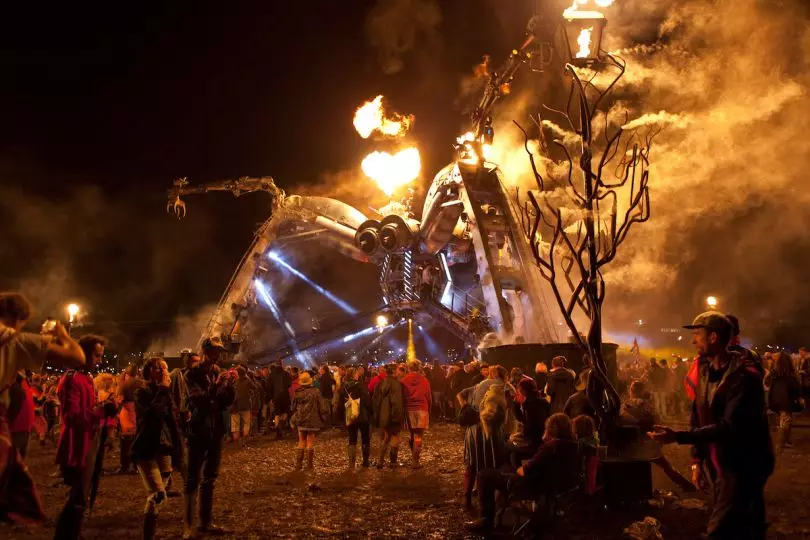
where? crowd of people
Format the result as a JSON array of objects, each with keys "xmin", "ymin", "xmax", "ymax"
[{"xmin": 0, "ymin": 291, "xmax": 800, "ymax": 539}]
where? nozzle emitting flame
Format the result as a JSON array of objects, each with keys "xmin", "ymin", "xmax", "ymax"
[
  {"xmin": 353, "ymin": 95, "xmax": 413, "ymax": 139},
  {"xmin": 361, "ymin": 148, "xmax": 421, "ymax": 196}
]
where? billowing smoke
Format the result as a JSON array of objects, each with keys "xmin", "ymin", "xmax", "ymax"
[{"xmin": 365, "ymin": 0, "xmax": 442, "ymax": 74}]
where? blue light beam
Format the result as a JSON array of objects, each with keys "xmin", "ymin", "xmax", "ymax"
[
  {"xmin": 267, "ymin": 251, "xmax": 359, "ymax": 315},
  {"xmin": 254, "ymin": 279, "xmax": 309, "ymax": 365}
]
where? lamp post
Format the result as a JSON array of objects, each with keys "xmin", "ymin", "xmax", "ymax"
[
  {"xmin": 66, "ymin": 303, "xmax": 80, "ymax": 335},
  {"xmin": 562, "ymin": 7, "xmax": 607, "ymax": 66},
  {"xmin": 706, "ymin": 296, "xmax": 718, "ymax": 309}
]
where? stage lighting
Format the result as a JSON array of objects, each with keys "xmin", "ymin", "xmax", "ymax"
[{"xmin": 267, "ymin": 251, "xmax": 358, "ymax": 315}]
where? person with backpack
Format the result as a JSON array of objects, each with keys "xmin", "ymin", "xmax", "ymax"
[
  {"xmin": 372, "ymin": 364, "xmax": 405, "ymax": 468},
  {"xmin": 338, "ymin": 366, "xmax": 373, "ymax": 468},
  {"xmin": 290, "ymin": 372, "xmax": 326, "ymax": 469}
]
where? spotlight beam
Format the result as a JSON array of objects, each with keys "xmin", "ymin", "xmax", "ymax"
[
  {"xmin": 267, "ymin": 252, "xmax": 358, "ymax": 315},
  {"xmin": 254, "ymin": 279, "xmax": 308, "ymax": 364}
]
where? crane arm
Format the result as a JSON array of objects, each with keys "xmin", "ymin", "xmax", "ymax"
[{"xmin": 167, "ymin": 176, "xmax": 285, "ymax": 218}]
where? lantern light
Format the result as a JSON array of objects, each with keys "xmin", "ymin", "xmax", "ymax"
[{"xmin": 562, "ymin": 11, "xmax": 607, "ymax": 66}]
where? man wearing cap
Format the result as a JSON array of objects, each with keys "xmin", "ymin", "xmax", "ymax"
[
  {"xmin": 649, "ymin": 312, "xmax": 773, "ymax": 540},
  {"xmin": 182, "ymin": 337, "xmax": 235, "ymax": 539}
]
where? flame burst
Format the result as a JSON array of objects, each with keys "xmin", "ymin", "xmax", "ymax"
[
  {"xmin": 564, "ymin": 0, "xmax": 612, "ymax": 19},
  {"xmin": 361, "ymin": 148, "xmax": 421, "ymax": 196},
  {"xmin": 576, "ymin": 27, "xmax": 594, "ymax": 58},
  {"xmin": 353, "ymin": 95, "xmax": 413, "ymax": 139}
]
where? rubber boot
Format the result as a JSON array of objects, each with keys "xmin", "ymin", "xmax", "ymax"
[
  {"xmin": 197, "ymin": 484, "xmax": 229, "ymax": 534},
  {"xmin": 143, "ymin": 510, "xmax": 158, "ymax": 540},
  {"xmin": 347, "ymin": 445, "xmax": 357, "ymax": 469},
  {"xmin": 361, "ymin": 444, "xmax": 370, "ymax": 468},
  {"xmin": 376, "ymin": 444, "xmax": 389, "ymax": 469},
  {"xmin": 54, "ymin": 504, "xmax": 84, "ymax": 540},
  {"xmin": 389, "ymin": 447, "xmax": 399, "ymax": 468},
  {"xmin": 294, "ymin": 448, "xmax": 304, "ymax": 470},
  {"xmin": 411, "ymin": 441, "xmax": 422, "ymax": 469},
  {"xmin": 182, "ymin": 493, "xmax": 196, "ymax": 540},
  {"xmin": 306, "ymin": 449, "xmax": 315, "ymax": 470}
]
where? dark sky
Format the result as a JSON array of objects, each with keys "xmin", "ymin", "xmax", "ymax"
[{"xmin": 0, "ymin": 1, "xmax": 532, "ymax": 349}]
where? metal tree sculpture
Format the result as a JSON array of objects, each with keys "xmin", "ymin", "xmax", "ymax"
[{"xmin": 515, "ymin": 53, "xmax": 656, "ymax": 435}]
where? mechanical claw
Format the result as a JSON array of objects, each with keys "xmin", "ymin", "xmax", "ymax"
[{"xmin": 167, "ymin": 196, "xmax": 186, "ymax": 219}]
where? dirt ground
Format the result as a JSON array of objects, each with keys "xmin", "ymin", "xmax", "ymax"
[{"xmin": 4, "ymin": 417, "xmax": 810, "ymax": 539}]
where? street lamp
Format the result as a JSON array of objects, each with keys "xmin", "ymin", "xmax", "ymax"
[
  {"xmin": 375, "ymin": 315, "xmax": 388, "ymax": 331},
  {"xmin": 67, "ymin": 303, "xmax": 80, "ymax": 323},
  {"xmin": 562, "ymin": 8, "xmax": 607, "ymax": 66},
  {"xmin": 706, "ymin": 296, "xmax": 718, "ymax": 309}
]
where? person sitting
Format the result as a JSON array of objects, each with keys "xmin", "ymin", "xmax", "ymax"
[
  {"xmin": 573, "ymin": 415, "xmax": 599, "ymax": 495},
  {"xmin": 466, "ymin": 413, "xmax": 580, "ymax": 532},
  {"xmin": 507, "ymin": 378, "xmax": 550, "ymax": 468},
  {"xmin": 564, "ymin": 369, "xmax": 596, "ymax": 420}
]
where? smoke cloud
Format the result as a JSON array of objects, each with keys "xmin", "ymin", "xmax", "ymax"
[{"xmin": 365, "ymin": 0, "xmax": 442, "ymax": 74}]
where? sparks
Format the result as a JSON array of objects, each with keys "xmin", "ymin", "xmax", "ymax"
[{"xmin": 361, "ymin": 147, "xmax": 421, "ymax": 196}]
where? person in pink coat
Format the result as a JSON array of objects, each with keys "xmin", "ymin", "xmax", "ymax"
[{"xmin": 400, "ymin": 359, "xmax": 431, "ymax": 468}]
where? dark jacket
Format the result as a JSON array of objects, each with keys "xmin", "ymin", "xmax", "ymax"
[
  {"xmin": 269, "ymin": 367, "xmax": 292, "ymax": 404},
  {"xmin": 523, "ymin": 438, "xmax": 580, "ymax": 490},
  {"xmin": 546, "ymin": 368, "xmax": 576, "ymax": 413},
  {"xmin": 290, "ymin": 386, "xmax": 326, "ymax": 430},
  {"xmin": 449, "ymin": 369, "xmax": 467, "ymax": 399},
  {"xmin": 232, "ymin": 376, "xmax": 257, "ymax": 412},
  {"xmin": 373, "ymin": 376, "xmax": 405, "ymax": 429},
  {"xmin": 131, "ymin": 383, "xmax": 181, "ymax": 462},
  {"xmin": 319, "ymin": 371, "xmax": 335, "ymax": 400},
  {"xmin": 533, "ymin": 372, "xmax": 548, "ymax": 396},
  {"xmin": 766, "ymin": 373, "xmax": 801, "ymax": 413},
  {"xmin": 514, "ymin": 394, "xmax": 550, "ymax": 447},
  {"xmin": 340, "ymin": 379, "xmax": 373, "ymax": 425},
  {"xmin": 676, "ymin": 354, "xmax": 774, "ymax": 480},
  {"xmin": 184, "ymin": 366, "xmax": 236, "ymax": 442},
  {"xmin": 564, "ymin": 390, "xmax": 596, "ymax": 420}
]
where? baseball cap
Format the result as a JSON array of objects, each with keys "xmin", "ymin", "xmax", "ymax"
[
  {"xmin": 683, "ymin": 311, "xmax": 733, "ymax": 334},
  {"xmin": 201, "ymin": 336, "xmax": 228, "ymax": 351}
]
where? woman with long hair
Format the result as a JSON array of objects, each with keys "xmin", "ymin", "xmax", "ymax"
[
  {"xmin": 132, "ymin": 357, "xmax": 182, "ymax": 540},
  {"xmin": 764, "ymin": 351, "xmax": 802, "ymax": 449}
]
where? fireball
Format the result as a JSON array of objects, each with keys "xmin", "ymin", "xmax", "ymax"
[
  {"xmin": 361, "ymin": 147, "xmax": 421, "ymax": 196},
  {"xmin": 353, "ymin": 95, "xmax": 413, "ymax": 139}
]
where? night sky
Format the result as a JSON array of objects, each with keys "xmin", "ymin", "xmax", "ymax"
[{"xmin": 0, "ymin": 1, "xmax": 533, "ymax": 351}]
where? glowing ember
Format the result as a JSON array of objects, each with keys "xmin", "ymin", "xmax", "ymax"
[
  {"xmin": 576, "ymin": 27, "xmax": 594, "ymax": 58},
  {"xmin": 457, "ymin": 131, "xmax": 494, "ymax": 165},
  {"xmin": 361, "ymin": 147, "xmax": 421, "ymax": 196},
  {"xmin": 353, "ymin": 95, "xmax": 412, "ymax": 139}
]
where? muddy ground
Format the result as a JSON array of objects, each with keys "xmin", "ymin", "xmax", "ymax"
[{"xmin": 4, "ymin": 418, "xmax": 810, "ymax": 539}]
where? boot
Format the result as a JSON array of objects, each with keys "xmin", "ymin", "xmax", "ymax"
[
  {"xmin": 294, "ymin": 448, "xmax": 304, "ymax": 470},
  {"xmin": 389, "ymin": 447, "xmax": 399, "ymax": 468},
  {"xmin": 361, "ymin": 444, "xmax": 370, "ymax": 467},
  {"xmin": 411, "ymin": 442, "xmax": 422, "ymax": 469},
  {"xmin": 143, "ymin": 510, "xmax": 158, "ymax": 540},
  {"xmin": 182, "ymin": 493, "xmax": 196, "ymax": 540},
  {"xmin": 306, "ymin": 449, "xmax": 315, "ymax": 469},
  {"xmin": 54, "ymin": 504, "xmax": 84, "ymax": 540},
  {"xmin": 376, "ymin": 444, "xmax": 389, "ymax": 469},
  {"xmin": 347, "ymin": 445, "xmax": 357, "ymax": 469},
  {"xmin": 198, "ymin": 484, "xmax": 230, "ymax": 534},
  {"xmin": 276, "ymin": 424, "xmax": 283, "ymax": 440}
]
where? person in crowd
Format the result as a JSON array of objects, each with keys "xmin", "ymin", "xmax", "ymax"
[
  {"xmin": 533, "ymin": 362, "xmax": 549, "ymax": 396},
  {"xmin": 8, "ymin": 371, "xmax": 35, "ymax": 459},
  {"xmin": 764, "ymin": 351, "xmax": 802, "ymax": 450},
  {"xmin": 338, "ymin": 366, "xmax": 374, "ymax": 468},
  {"xmin": 170, "ymin": 350, "xmax": 198, "ymax": 435},
  {"xmin": 564, "ymin": 369, "xmax": 596, "ymax": 420},
  {"xmin": 95, "ymin": 373, "xmax": 117, "ymax": 452},
  {"xmin": 457, "ymin": 365, "xmax": 511, "ymax": 510},
  {"xmin": 372, "ymin": 364, "xmax": 405, "ymax": 468},
  {"xmin": 429, "ymin": 359, "xmax": 447, "ymax": 420},
  {"xmin": 645, "ymin": 357, "xmax": 669, "ymax": 420},
  {"xmin": 54, "ymin": 334, "xmax": 117, "ymax": 540},
  {"xmin": 182, "ymin": 337, "xmax": 236, "ymax": 539},
  {"xmin": 290, "ymin": 371, "xmax": 326, "ymax": 470},
  {"xmin": 798, "ymin": 347, "xmax": 810, "ymax": 401},
  {"xmin": 269, "ymin": 363, "xmax": 292, "ymax": 439},
  {"xmin": 118, "ymin": 364, "xmax": 142, "ymax": 474},
  {"xmin": 402, "ymin": 359, "xmax": 432, "ymax": 468},
  {"xmin": 546, "ymin": 356, "xmax": 576, "ymax": 413},
  {"xmin": 620, "ymin": 380, "xmax": 656, "ymax": 433},
  {"xmin": 448, "ymin": 362, "xmax": 467, "ymax": 409},
  {"xmin": 230, "ymin": 366, "xmax": 256, "ymax": 446},
  {"xmin": 726, "ymin": 314, "xmax": 763, "ymax": 375},
  {"xmin": 471, "ymin": 362, "xmax": 489, "ymax": 386},
  {"xmin": 367, "ymin": 363, "xmax": 386, "ymax": 394},
  {"xmin": 132, "ymin": 357, "xmax": 182, "ymax": 540},
  {"xmin": 466, "ymin": 413, "xmax": 580, "ymax": 532},
  {"xmin": 318, "ymin": 365, "xmax": 335, "ymax": 427},
  {"xmin": 508, "ymin": 377, "xmax": 550, "ymax": 468},
  {"xmin": 650, "ymin": 312, "xmax": 774, "ymax": 540}
]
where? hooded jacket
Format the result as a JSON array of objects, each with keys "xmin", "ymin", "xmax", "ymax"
[
  {"xmin": 401, "ymin": 372, "xmax": 432, "ymax": 412},
  {"xmin": 372, "ymin": 375, "xmax": 405, "ymax": 429},
  {"xmin": 290, "ymin": 385, "xmax": 326, "ymax": 430},
  {"xmin": 546, "ymin": 367, "xmax": 576, "ymax": 412}
]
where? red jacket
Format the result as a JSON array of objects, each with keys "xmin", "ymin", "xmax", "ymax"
[
  {"xmin": 401, "ymin": 372, "xmax": 431, "ymax": 412},
  {"xmin": 368, "ymin": 371, "xmax": 386, "ymax": 394},
  {"xmin": 9, "ymin": 380, "xmax": 35, "ymax": 434},
  {"xmin": 56, "ymin": 372, "xmax": 104, "ymax": 469}
]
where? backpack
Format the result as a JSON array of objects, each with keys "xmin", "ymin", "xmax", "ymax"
[{"xmin": 345, "ymin": 395, "xmax": 361, "ymax": 426}]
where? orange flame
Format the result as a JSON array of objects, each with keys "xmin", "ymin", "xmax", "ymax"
[
  {"xmin": 576, "ymin": 27, "xmax": 594, "ymax": 58},
  {"xmin": 563, "ymin": 0, "xmax": 612, "ymax": 19},
  {"xmin": 353, "ymin": 95, "xmax": 413, "ymax": 139},
  {"xmin": 361, "ymin": 147, "xmax": 421, "ymax": 196}
]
